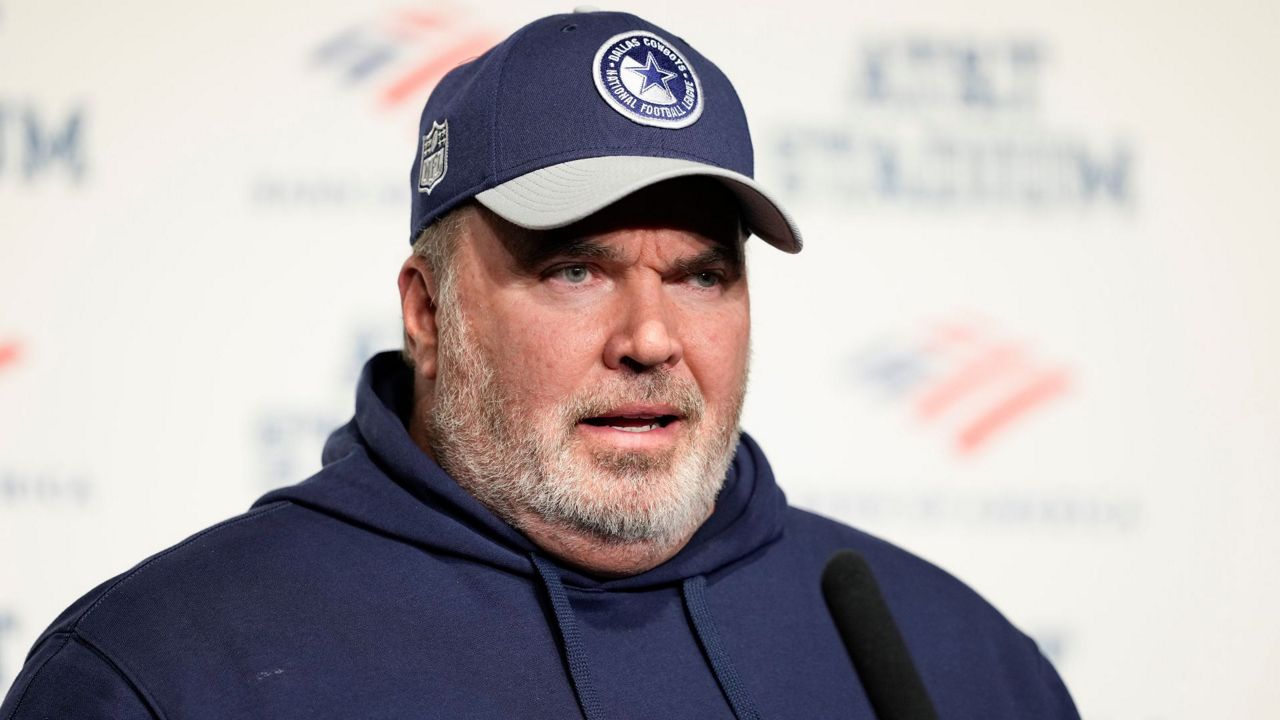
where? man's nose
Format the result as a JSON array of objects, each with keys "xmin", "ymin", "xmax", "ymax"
[{"xmin": 603, "ymin": 278, "xmax": 683, "ymax": 372}]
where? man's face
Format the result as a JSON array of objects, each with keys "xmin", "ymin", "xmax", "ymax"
[{"xmin": 426, "ymin": 178, "xmax": 750, "ymax": 550}]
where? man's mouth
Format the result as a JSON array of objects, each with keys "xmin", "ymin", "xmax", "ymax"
[{"xmin": 581, "ymin": 414, "xmax": 679, "ymax": 433}]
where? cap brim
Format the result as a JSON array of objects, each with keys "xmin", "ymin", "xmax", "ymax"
[{"xmin": 474, "ymin": 156, "xmax": 802, "ymax": 253}]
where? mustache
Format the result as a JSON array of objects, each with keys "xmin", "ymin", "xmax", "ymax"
[{"xmin": 561, "ymin": 370, "xmax": 705, "ymax": 423}]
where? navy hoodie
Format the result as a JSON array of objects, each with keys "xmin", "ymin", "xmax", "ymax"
[{"xmin": 2, "ymin": 352, "xmax": 1079, "ymax": 719}]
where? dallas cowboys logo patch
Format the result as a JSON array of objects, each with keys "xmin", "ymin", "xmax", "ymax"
[
  {"xmin": 592, "ymin": 30, "xmax": 703, "ymax": 129},
  {"xmin": 417, "ymin": 120, "xmax": 449, "ymax": 194}
]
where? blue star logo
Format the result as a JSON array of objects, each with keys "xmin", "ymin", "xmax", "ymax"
[{"xmin": 626, "ymin": 51, "xmax": 677, "ymax": 98}]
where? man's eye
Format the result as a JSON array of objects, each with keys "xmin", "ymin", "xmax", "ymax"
[
  {"xmin": 690, "ymin": 271, "xmax": 721, "ymax": 289},
  {"xmin": 553, "ymin": 265, "xmax": 591, "ymax": 284}
]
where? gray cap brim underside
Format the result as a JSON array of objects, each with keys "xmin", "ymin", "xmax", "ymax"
[{"xmin": 474, "ymin": 156, "xmax": 802, "ymax": 253}]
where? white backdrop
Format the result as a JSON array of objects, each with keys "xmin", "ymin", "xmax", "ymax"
[{"xmin": 3, "ymin": 1, "xmax": 1279, "ymax": 717}]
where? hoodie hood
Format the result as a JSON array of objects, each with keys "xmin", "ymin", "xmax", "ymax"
[{"xmin": 256, "ymin": 351, "xmax": 787, "ymax": 590}]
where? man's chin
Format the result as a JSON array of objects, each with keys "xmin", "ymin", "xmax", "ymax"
[
  {"xmin": 526, "ymin": 455, "xmax": 715, "ymax": 543},
  {"xmin": 585, "ymin": 447, "xmax": 678, "ymax": 478}
]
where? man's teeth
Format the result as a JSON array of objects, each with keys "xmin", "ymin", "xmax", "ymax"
[{"xmin": 609, "ymin": 423, "xmax": 659, "ymax": 432}]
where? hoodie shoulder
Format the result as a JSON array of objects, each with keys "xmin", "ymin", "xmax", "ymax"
[
  {"xmin": 34, "ymin": 502, "xmax": 301, "ymax": 642},
  {"xmin": 5, "ymin": 503, "xmax": 310, "ymax": 719},
  {"xmin": 28, "ymin": 498, "xmax": 410, "ymax": 673}
]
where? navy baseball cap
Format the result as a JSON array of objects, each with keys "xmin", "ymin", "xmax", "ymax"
[{"xmin": 408, "ymin": 9, "xmax": 802, "ymax": 253}]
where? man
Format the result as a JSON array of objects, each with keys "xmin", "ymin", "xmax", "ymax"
[{"xmin": 1, "ymin": 10, "xmax": 1078, "ymax": 719}]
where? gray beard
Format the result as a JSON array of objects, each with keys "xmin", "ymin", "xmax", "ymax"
[{"xmin": 425, "ymin": 297, "xmax": 744, "ymax": 548}]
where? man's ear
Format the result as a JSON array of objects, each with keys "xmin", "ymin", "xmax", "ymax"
[{"xmin": 399, "ymin": 256, "xmax": 441, "ymax": 380}]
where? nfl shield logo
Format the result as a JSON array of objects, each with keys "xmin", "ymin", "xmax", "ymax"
[{"xmin": 417, "ymin": 120, "xmax": 449, "ymax": 194}]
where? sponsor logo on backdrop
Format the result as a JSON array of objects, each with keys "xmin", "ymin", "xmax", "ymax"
[
  {"xmin": 0, "ymin": 101, "xmax": 87, "ymax": 185},
  {"xmin": 311, "ymin": 8, "xmax": 497, "ymax": 113},
  {"xmin": 774, "ymin": 37, "xmax": 1135, "ymax": 210},
  {"xmin": 250, "ymin": 8, "xmax": 496, "ymax": 212},
  {"xmin": 856, "ymin": 317, "xmax": 1069, "ymax": 454},
  {"xmin": 791, "ymin": 314, "xmax": 1143, "ymax": 534},
  {"xmin": 799, "ymin": 485, "xmax": 1142, "ymax": 533},
  {"xmin": 0, "ymin": 470, "xmax": 92, "ymax": 506},
  {"xmin": 254, "ymin": 322, "xmax": 399, "ymax": 489}
]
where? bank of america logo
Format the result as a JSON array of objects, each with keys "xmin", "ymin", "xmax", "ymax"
[
  {"xmin": 311, "ymin": 9, "xmax": 498, "ymax": 112},
  {"xmin": 857, "ymin": 318, "xmax": 1071, "ymax": 455}
]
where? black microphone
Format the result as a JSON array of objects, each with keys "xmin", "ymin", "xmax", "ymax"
[{"xmin": 821, "ymin": 550, "xmax": 939, "ymax": 720}]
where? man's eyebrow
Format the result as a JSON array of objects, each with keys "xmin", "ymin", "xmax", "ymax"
[
  {"xmin": 517, "ymin": 237, "xmax": 625, "ymax": 268},
  {"xmin": 673, "ymin": 245, "xmax": 744, "ymax": 276},
  {"xmin": 515, "ymin": 235, "xmax": 744, "ymax": 275}
]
